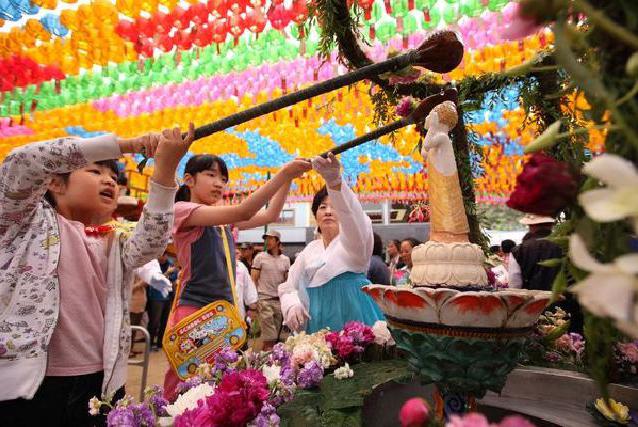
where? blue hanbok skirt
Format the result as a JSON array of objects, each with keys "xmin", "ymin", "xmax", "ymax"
[{"xmin": 306, "ymin": 271, "xmax": 385, "ymax": 333}]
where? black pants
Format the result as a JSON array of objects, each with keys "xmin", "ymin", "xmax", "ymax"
[
  {"xmin": 0, "ymin": 371, "xmax": 125, "ymax": 427},
  {"xmin": 147, "ymin": 299, "xmax": 171, "ymax": 347}
]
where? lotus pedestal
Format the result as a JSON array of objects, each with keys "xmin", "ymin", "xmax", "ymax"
[{"xmin": 362, "ymin": 285, "xmax": 552, "ymax": 421}]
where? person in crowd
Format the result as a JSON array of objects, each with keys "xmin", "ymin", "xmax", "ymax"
[
  {"xmin": 239, "ymin": 242, "xmax": 256, "ymax": 271},
  {"xmin": 279, "ymin": 154, "xmax": 385, "ymax": 333},
  {"xmin": 386, "ymin": 239, "xmax": 404, "ymax": 279},
  {"xmin": 509, "ymin": 215, "xmax": 562, "ymax": 290},
  {"xmin": 163, "ymin": 153, "xmax": 310, "ymax": 400},
  {"xmin": 234, "ymin": 249, "xmax": 259, "ymax": 322},
  {"xmin": 0, "ymin": 125, "xmax": 193, "ymax": 426},
  {"xmin": 131, "ymin": 259, "xmax": 172, "ymax": 356},
  {"xmin": 251, "ymin": 230, "xmax": 290, "ymax": 351},
  {"xmin": 147, "ymin": 252, "xmax": 179, "ymax": 351},
  {"xmin": 393, "ymin": 238, "xmax": 421, "ymax": 286},
  {"xmin": 367, "ymin": 233, "xmax": 391, "ymax": 284},
  {"xmin": 489, "ymin": 244, "xmax": 508, "ymax": 288}
]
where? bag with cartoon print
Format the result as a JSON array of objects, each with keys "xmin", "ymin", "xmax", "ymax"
[{"xmin": 162, "ymin": 226, "xmax": 246, "ymax": 380}]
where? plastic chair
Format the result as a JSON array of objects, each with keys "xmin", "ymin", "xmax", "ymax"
[{"xmin": 129, "ymin": 325, "xmax": 151, "ymax": 401}]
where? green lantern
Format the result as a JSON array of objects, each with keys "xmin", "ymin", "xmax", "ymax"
[
  {"xmin": 442, "ymin": 3, "xmax": 458, "ymax": 24},
  {"xmin": 421, "ymin": 6, "xmax": 441, "ymax": 29},
  {"xmin": 391, "ymin": 0, "xmax": 409, "ymax": 18},
  {"xmin": 488, "ymin": 0, "xmax": 508, "ymax": 12},
  {"xmin": 401, "ymin": 12, "xmax": 418, "ymax": 34},
  {"xmin": 460, "ymin": 0, "xmax": 483, "ymax": 16},
  {"xmin": 375, "ymin": 19, "xmax": 397, "ymax": 43}
]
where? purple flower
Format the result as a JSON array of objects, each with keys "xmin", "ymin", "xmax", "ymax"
[
  {"xmin": 149, "ymin": 394, "xmax": 169, "ymax": 417},
  {"xmin": 255, "ymin": 403, "xmax": 281, "ymax": 427},
  {"xmin": 544, "ymin": 351, "xmax": 562, "ymax": 363},
  {"xmin": 270, "ymin": 343, "xmax": 291, "ymax": 366},
  {"xmin": 297, "ymin": 360, "xmax": 324, "ymax": 389},
  {"xmin": 396, "ymin": 97, "xmax": 415, "ymax": 117},
  {"xmin": 132, "ymin": 403, "xmax": 155, "ymax": 426},
  {"xmin": 107, "ymin": 406, "xmax": 136, "ymax": 426},
  {"xmin": 280, "ymin": 363, "xmax": 296, "ymax": 385},
  {"xmin": 177, "ymin": 376, "xmax": 203, "ymax": 394},
  {"xmin": 213, "ymin": 347, "xmax": 240, "ymax": 376}
]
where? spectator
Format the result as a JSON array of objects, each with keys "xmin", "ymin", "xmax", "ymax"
[
  {"xmin": 130, "ymin": 259, "xmax": 172, "ymax": 356},
  {"xmin": 393, "ymin": 238, "xmax": 421, "ymax": 286},
  {"xmin": 386, "ymin": 239, "xmax": 404, "ymax": 279},
  {"xmin": 251, "ymin": 230, "xmax": 290, "ymax": 351},
  {"xmin": 147, "ymin": 252, "xmax": 179, "ymax": 351},
  {"xmin": 509, "ymin": 215, "xmax": 562, "ymax": 290},
  {"xmin": 235, "ymin": 249, "xmax": 259, "ymax": 321},
  {"xmin": 367, "ymin": 233, "xmax": 391, "ymax": 284},
  {"xmin": 239, "ymin": 242, "xmax": 256, "ymax": 271}
]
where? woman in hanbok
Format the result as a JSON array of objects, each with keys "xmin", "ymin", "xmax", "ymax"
[{"xmin": 279, "ymin": 154, "xmax": 385, "ymax": 332}]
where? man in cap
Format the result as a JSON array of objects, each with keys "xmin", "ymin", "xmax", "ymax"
[
  {"xmin": 251, "ymin": 230, "xmax": 290, "ymax": 350},
  {"xmin": 509, "ymin": 214, "xmax": 562, "ymax": 291}
]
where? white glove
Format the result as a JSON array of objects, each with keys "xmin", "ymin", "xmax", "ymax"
[
  {"xmin": 311, "ymin": 153, "xmax": 342, "ymax": 188},
  {"xmin": 284, "ymin": 303, "xmax": 310, "ymax": 332},
  {"xmin": 149, "ymin": 274, "xmax": 172, "ymax": 299}
]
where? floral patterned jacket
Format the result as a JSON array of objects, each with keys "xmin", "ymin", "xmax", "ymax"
[{"xmin": 0, "ymin": 135, "xmax": 176, "ymax": 400}]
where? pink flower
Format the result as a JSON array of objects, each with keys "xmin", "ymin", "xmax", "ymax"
[
  {"xmin": 498, "ymin": 415, "xmax": 537, "ymax": 427},
  {"xmin": 174, "ymin": 400, "xmax": 214, "ymax": 427},
  {"xmin": 618, "ymin": 343, "xmax": 638, "ymax": 363},
  {"xmin": 291, "ymin": 344, "xmax": 316, "ymax": 366},
  {"xmin": 554, "ymin": 334, "xmax": 572, "ymax": 353},
  {"xmin": 502, "ymin": 2, "xmax": 542, "ymax": 41},
  {"xmin": 205, "ymin": 369, "xmax": 269, "ymax": 426},
  {"xmin": 396, "ymin": 97, "xmax": 416, "ymax": 117},
  {"xmin": 399, "ymin": 397, "xmax": 430, "ymax": 427},
  {"xmin": 446, "ymin": 413, "xmax": 490, "ymax": 427}
]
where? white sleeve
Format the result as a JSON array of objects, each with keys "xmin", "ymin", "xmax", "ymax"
[
  {"xmin": 508, "ymin": 253, "xmax": 523, "ymax": 289},
  {"xmin": 328, "ymin": 183, "xmax": 373, "ymax": 266},
  {"xmin": 278, "ymin": 250, "xmax": 306, "ymax": 317},
  {"xmin": 243, "ymin": 272, "xmax": 258, "ymax": 306},
  {"xmin": 135, "ymin": 259, "xmax": 171, "ymax": 291}
]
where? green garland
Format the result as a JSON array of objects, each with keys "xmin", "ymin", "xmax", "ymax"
[{"xmin": 520, "ymin": 0, "xmax": 638, "ymax": 397}]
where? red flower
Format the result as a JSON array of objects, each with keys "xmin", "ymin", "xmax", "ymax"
[
  {"xmin": 205, "ymin": 369, "xmax": 269, "ymax": 426},
  {"xmin": 506, "ymin": 153, "xmax": 577, "ymax": 217},
  {"xmin": 399, "ymin": 398, "xmax": 430, "ymax": 427}
]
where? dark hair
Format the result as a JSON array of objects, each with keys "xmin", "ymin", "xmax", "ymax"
[
  {"xmin": 389, "ymin": 239, "xmax": 401, "ymax": 250},
  {"xmin": 44, "ymin": 159, "xmax": 119, "ymax": 208},
  {"xmin": 311, "ymin": 186, "xmax": 329, "ymax": 234},
  {"xmin": 373, "ymin": 233, "xmax": 383, "ymax": 257},
  {"xmin": 311, "ymin": 186, "xmax": 329, "ymax": 218},
  {"xmin": 501, "ymin": 239, "xmax": 516, "ymax": 254},
  {"xmin": 490, "ymin": 245, "xmax": 501, "ymax": 254},
  {"xmin": 176, "ymin": 154, "xmax": 229, "ymax": 202},
  {"xmin": 401, "ymin": 238, "xmax": 421, "ymax": 249}
]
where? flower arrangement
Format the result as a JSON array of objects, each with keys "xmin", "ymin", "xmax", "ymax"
[
  {"xmin": 93, "ymin": 321, "xmax": 383, "ymax": 426},
  {"xmin": 325, "ymin": 321, "xmax": 375, "ymax": 361},
  {"xmin": 521, "ymin": 307, "xmax": 638, "ymax": 382}
]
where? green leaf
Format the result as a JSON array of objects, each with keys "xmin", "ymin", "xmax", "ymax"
[
  {"xmin": 551, "ymin": 265, "xmax": 568, "ymax": 302},
  {"xmin": 538, "ymin": 258, "xmax": 563, "ymax": 268},
  {"xmin": 524, "ymin": 120, "xmax": 562, "ymax": 154},
  {"xmin": 320, "ymin": 360, "xmax": 412, "ymax": 411}
]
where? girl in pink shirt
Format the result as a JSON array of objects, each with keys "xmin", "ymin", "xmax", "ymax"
[{"xmin": 163, "ymin": 154, "xmax": 311, "ymax": 400}]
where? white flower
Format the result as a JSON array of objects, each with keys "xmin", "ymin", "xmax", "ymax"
[
  {"xmin": 262, "ymin": 364, "xmax": 282, "ymax": 386},
  {"xmin": 165, "ymin": 382, "xmax": 215, "ymax": 417},
  {"xmin": 371, "ymin": 320, "xmax": 395, "ymax": 346},
  {"xmin": 579, "ymin": 154, "xmax": 638, "ymax": 233},
  {"xmin": 88, "ymin": 397, "xmax": 102, "ymax": 416},
  {"xmin": 334, "ymin": 363, "xmax": 354, "ymax": 380},
  {"xmin": 569, "ymin": 234, "xmax": 638, "ymax": 338}
]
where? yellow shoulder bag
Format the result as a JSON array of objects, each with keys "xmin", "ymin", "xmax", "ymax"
[{"xmin": 162, "ymin": 226, "xmax": 247, "ymax": 380}]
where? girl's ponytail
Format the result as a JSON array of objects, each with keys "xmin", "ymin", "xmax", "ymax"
[{"xmin": 175, "ymin": 184, "xmax": 191, "ymax": 202}]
